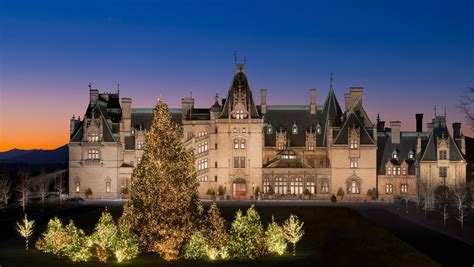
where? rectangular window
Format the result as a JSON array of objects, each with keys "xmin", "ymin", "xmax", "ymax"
[
  {"xmin": 106, "ymin": 181, "xmax": 111, "ymax": 193},
  {"xmin": 240, "ymin": 140, "xmax": 245, "ymax": 149},
  {"xmin": 350, "ymin": 158, "xmax": 358, "ymax": 168},
  {"xmin": 387, "ymin": 167, "xmax": 391, "ymax": 175},
  {"xmin": 439, "ymin": 167, "xmax": 447, "ymax": 177},
  {"xmin": 214, "ymin": 161, "xmax": 217, "ymax": 168},
  {"xmin": 308, "ymin": 142, "xmax": 315, "ymax": 151},
  {"xmin": 214, "ymin": 175, "xmax": 217, "ymax": 182},
  {"xmin": 187, "ymin": 132, "xmax": 194, "ymax": 140},
  {"xmin": 306, "ymin": 181, "xmax": 315, "ymax": 194},
  {"xmin": 240, "ymin": 157, "xmax": 246, "ymax": 168},
  {"xmin": 350, "ymin": 139, "xmax": 358, "ymax": 149},
  {"xmin": 385, "ymin": 184, "xmax": 393, "ymax": 194},
  {"xmin": 234, "ymin": 157, "xmax": 239, "ymax": 168},
  {"xmin": 402, "ymin": 168, "xmax": 406, "ymax": 175},
  {"xmin": 401, "ymin": 184, "xmax": 408, "ymax": 194},
  {"xmin": 75, "ymin": 182, "xmax": 80, "ymax": 193},
  {"xmin": 215, "ymin": 143, "xmax": 218, "ymax": 149},
  {"xmin": 198, "ymin": 158, "xmax": 208, "ymax": 171},
  {"xmin": 88, "ymin": 149, "xmax": 100, "ymax": 159},
  {"xmin": 137, "ymin": 140, "xmax": 145, "ymax": 150},
  {"xmin": 234, "ymin": 140, "xmax": 239, "ymax": 149},
  {"xmin": 199, "ymin": 176, "xmax": 208, "ymax": 182},
  {"xmin": 277, "ymin": 142, "xmax": 285, "ymax": 150},
  {"xmin": 439, "ymin": 150, "xmax": 447, "ymax": 160},
  {"xmin": 197, "ymin": 141, "xmax": 208, "ymax": 154},
  {"xmin": 88, "ymin": 133, "xmax": 99, "ymax": 142},
  {"xmin": 321, "ymin": 181, "xmax": 329, "ymax": 193},
  {"xmin": 137, "ymin": 157, "xmax": 142, "ymax": 164},
  {"xmin": 263, "ymin": 181, "xmax": 270, "ymax": 193}
]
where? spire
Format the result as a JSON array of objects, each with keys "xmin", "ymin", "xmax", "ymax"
[
  {"xmin": 214, "ymin": 93, "xmax": 219, "ymax": 104},
  {"xmin": 329, "ymin": 72, "xmax": 334, "ymax": 92}
]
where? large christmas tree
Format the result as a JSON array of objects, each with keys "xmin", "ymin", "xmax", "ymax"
[{"xmin": 121, "ymin": 99, "xmax": 202, "ymax": 261}]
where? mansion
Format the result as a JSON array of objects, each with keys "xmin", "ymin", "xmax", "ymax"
[{"xmin": 68, "ymin": 63, "xmax": 467, "ymax": 200}]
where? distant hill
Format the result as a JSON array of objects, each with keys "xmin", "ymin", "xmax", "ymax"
[{"xmin": 0, "ymin": 145, "xmax": 68, "ymax": 165}]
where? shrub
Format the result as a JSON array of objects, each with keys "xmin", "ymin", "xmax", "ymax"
[
  {"xmin": 113, "ymin": 223, "xmax": 140, "ymax": 263},
  {"xmin": 367, "ymin": 189, "xmax": 372, "ymax": 197},
  {"xmin": 283, "ymin": 215, "xmax": 304, "ymax": 256},
  {"xmin": 206, "ymin": 188, "xmax": 214, "ymax": 195},
  {"xmin": 85, "ymin": 188, "xmax": 93, "ymax": 197},
  {"xmin": 36, "ymin": 217, "xmax": 69, "ymax": 255},
  {"xmin": 184, "ymin": 231, "xmax": 208, "ymax": 260},
  {"xmin": 90, "ymin": 210, "xmax": 118, "ymax": 263},
  {"xmin": 337, "ymin": 187, "xmax": 344, "ymax": 198},
  {"xmin": 227, "ymin": 205, "xmax": 264, "ymax": 260},
  {"xmin": 265, "ymin": 216, "xmax": 286, "ymax": 255},
  {"xmin": 255, "ymin": 186, "xmax": 260, "ymax": 196},
  {"xmin": 267, "ymin": 186, "xmax": 275, "ymax": 196},
  {"xmin": 331, "ymin": 194, "xmax": 337, "ymax": 203},
  {"xmin": 303, "ymin": 189, "xmax": 311, "ymax": 195},
  {"xmin": 121, "ymin": 187, "xmax": 129, "ymax": 195},
  {"xmin": 218, "ymin": 185, "xmax": 225, "ymax": 196}
]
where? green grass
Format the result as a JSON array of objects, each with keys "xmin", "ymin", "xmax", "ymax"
[{"xmin": 0, "ymin": 205, "xmax": 439, "ymax": 267}]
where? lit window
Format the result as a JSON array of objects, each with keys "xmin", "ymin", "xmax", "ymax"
[
  {"xmin": 308, "ymin": 142, "xmax": 315, "ymax": 151},
  {"xmin": 197, "ymin": 141, "xmax": 209, "ymax": 153},
  {"xmin": 137, "ymin": 140, "xmax": 145, "ymax": 150},
  {"xmin": 233, "ymin": 157, "xmax": 246, "ymax": 168},
  {"xmin": 439, "ymin": 150, "xmax": 447, "ymax": 160},
  {"xmin": 408, "ymin": 151, "xmax": 414, "ymax": 159},
  {"xmin": 233, "ymin": 128, "xmax": 237, "ymax": 133},
  {"xmin": 199, "ymin": 176, "xmax": 208, "ymax": 182},
  {"xmin": 350, "ymin": 158, "xmax": 358, "ymax": 168},
  {"xmin": 349, "ymin": 180, "xmax": 360, "ymax": 194},
  {"xmin": 292, "ymin": 123, "xmax": 298, "ymax": 134},
  {"xmin": 267, "ymin": 124, "xmax": 273, "ymax": 134},
  {"xmin": 137, "ymin": 157, "xmax": 142, "ymax": 164},
  {"xmin": 242, "ymin": 128, "xmax": 246, "ymax": 133},
  {"xmin": 439, "ymin": 167, "xmax": 447, "ymax": 177},
  {"xmin": 277, "ymin": 142, "xmax": 285, "ymax": 150},
  {"xmin": 321, "ymin": 179, "xmax": 329, "ymax": 193},
  {"xmin": 392, "ymin": 150, "xmax": 398, "ymax": 159},
  {"xmin": 88, "ymin": 149, "xmax": 100, "ymax": 159},
  {"xmin": 75, "ymin": 182, "xmax": 80, "ymax": 193},
  {"xmin": 401, "ymin": 184, "xmax": 408, "ymax": 194},
  {"xmin": 198, "ymin": 158, "xmax": 208, "ymax": 171},
  {"xmin": 385, "ymin": 184, "xmax": 393, "ymax": 194},
  {"xmin": 316, "ymin": 123, "xmax": 321, "ymax": 134},
  {"xmin": 234, "ymin": 139, "xmax": 239, "ymax": 149},
  {"xmin": 275, "ymin": 177, "xmax": 287, "ymax": 194},
  {"xmin": 290, "ymin": 177, "xmax": 303, "ymax": 194},
  {"xmin": 402, "ymin": 167, "xmax": 406, "ymax": 175},
  {"xmin": 350, "ymin": 139, "xmax": 358, "ymax": 149},
  {"xmin": 88, "ymin": 133, "xmax": 99, "ymax": 142},
  {"xmin": 387, "ymin": 167, "xmax": 391, "ymax": 175},
  {"xmin": 106, "ymin": 181, "xmax": 111, "ymax": 193},
  {"xmin": 234, "ymin": 110, "xmax": 247, "ymax": 120},
  {"xmin": 306, "ymin": 181, "xmax": 315, "ymax": 194},
  {"xmin": 263, "ymin": 178, "xmax": 271, "ymax": 193},
  {"xmin": 240, "ymin": 139, "xmax": 245, "ymax": 149}
]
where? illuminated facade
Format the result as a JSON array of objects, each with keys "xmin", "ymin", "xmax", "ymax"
[{"xmin": 68, "ymin": 63, "xmax": 467, "ymax": 200}]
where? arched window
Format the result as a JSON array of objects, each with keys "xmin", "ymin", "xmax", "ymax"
[
  {"xmin": 347, "ymin": 178, "xmax": 360, "ymax": 194},
  {"xmin": 305, "ymin": 178, "xmax": 315, "ymax": 194},
  {"xmin": 408, "ymin": 150, "xmax": 414, "ymax": 160},
  {"xmin": 320, "ymin": 178, "xmax": 329, "ymax": 193},
  {"xmin": 385, "ymin": 184, "xmax": 393, "ymax": 194},
  {"xmin": 316, "ymin": 122, "xmax": 321, "ymax": 134},
  {"xmin": 267, "ymin": 124, "xmax": 273, "ymax": 134},
  {"xmin": 392, "ymin": 150, "xmax": 398, "ymax": 160},
  {"xmin": 292, "ymin": 122, "xmax": 298, "ymax": 135},
  {"xmin": 263, "ymin": 176, "xmax": 271, "ymax": 193},
  {"xmin": 274, "ymin": 177, "xmax": 287, "ymax": 195}
]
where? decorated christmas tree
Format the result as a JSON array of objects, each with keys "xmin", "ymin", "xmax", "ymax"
[
  {"xmin": 121, "ymin": 99, "xmax": 202, "ymax": 261},
  {"xmin": 227, "ymin": 205, "xmax": 264, "ymax": 259},
  {"xmin": 203, "ymin": 203, "xmax": 228, "ymax": 258}
]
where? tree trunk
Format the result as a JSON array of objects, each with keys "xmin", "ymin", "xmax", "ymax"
[{"xmin": 293, "ymin": 242, "xmax": 296, "ymax": 256}]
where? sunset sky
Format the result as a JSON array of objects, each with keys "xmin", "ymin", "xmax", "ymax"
[{"xmin": 0, "ymin": 0, "xmax": 473, "ymax": 152}]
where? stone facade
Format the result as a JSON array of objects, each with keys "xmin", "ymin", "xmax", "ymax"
[{"xmin": 68, "ymin": 64, "xmax": 467, "ymax": 200}]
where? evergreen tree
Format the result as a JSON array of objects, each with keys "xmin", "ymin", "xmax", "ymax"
[
  {"xmin": 113, "ymin": 222, "xmax": 140, "ymax": 263},
  {"xmin": 63, "ymin": 220, "xmax": 92, "ymax": 262},
  {"xmin": 121, "ymin": 99, "xmax": 202, "ymax": 261},
  {"xmin": 203, "ymin": 203, "xmax": 227, "ymax": 257},
  {"xmin": 90, "ymin": 210, "xmax": 118, "ymax": 263},
  {"xmin": 227, "ymin": 205, "xmax": 264, "ymax": 260},
  {"xmin": 183, "ymin": 231, "xmax": 208, "ymax": 260},
  {"xmin": 265, "ymin": 216, "xmax": 286, "ymax": 255},
  {"xmin": 16, "ymin": 214, "xmax": 34, "ymax": 249}
]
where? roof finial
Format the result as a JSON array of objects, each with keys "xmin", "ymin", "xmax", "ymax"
[
  {"xmin": 444, "ymin": 105, "xmax": 446, "ymax": 119},
  {"xmin": 214, "ymin": 93, "xmax": 219, "ymax": 103},
  {"xmin": 89, "ymin": 82, "xmax": 92, "ymax": 89},
  {"xmin": 330, "ymin": 72, "xmax": 334, "ymax": 92},
  {"xmin": 233, "ymin": 50, "xmax": 237, "ymax": 65},
  {"xmin": 243, "ymin": 56, "xmax": 246, "ymax": 64},
  {"xmin": 377, "ymin": 113, "xmax": 380, "ymax": 123},
  {"xmin": 117, "ymin": 83, "xmax": 120, "ymax": 94},
  {"xmin": 434, "ymin": 105, "xmax": 437, "ymax": 117}
]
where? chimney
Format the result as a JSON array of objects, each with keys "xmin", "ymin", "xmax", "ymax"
[
  {"xmin": 181, "ymin": 96, "xmax": 194, "ymax": 118},
  {"xmin": 390, "ymin": 121, "xmax": 401, "ymax": 144},
  {"xmin": 416, "ymin": 113, "xmax": 423, "ymax": 132},
  {"xmin": 426, "ymin": 118, "xmax": 434, "ymax": 132},
  {"xmin": 90, "ymin": 89, "xmax": 99, "ymax": 107},
  {"xmin": 120, "ymin": 98, "xmax": 132, "ymax": 143},
  {"xmin": 416, "ymin": 135, "xmax": 422, "ymax": 155},
  {"xmin": 121, "ymin": 98, "xmax": 132, "ymax": 120},
  {"xmin": 309, "ymin": 89, "xmax": 316, "ymax": 114},
  {"xmin": 70, "ymin": 115, "xmax": 77, "ymax": 136},
  {"xmin": 344, "ymin": 93, "xmax": 351, "ymax": 111},
  {"xmin": 260, "ymin": 89, "xmax": 267, "ymax": 115},
  {"xmin": 349, "ymin": 87, "xmax": 364, "ymax": 107},
  {"xmin": 452, "ymin": 122, "xmax": 461, "ymax": 139},
  {"xmin": 221, "ymin": 98, "xmax": 226, "ymax": 107}
]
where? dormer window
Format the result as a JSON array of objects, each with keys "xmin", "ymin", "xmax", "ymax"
[
  {"xmin": 131, "ymin": 127, "xmax": 135, "ymax": 135},
  {"xmin": 292, "ymin": 122, "xmax": 298, "ymax": 135},
  {"xmin": 88, "ymin": 149, "xmax": 100, "ymax": 159},
  {"xmin": 137, "ymin": 140, "xmax": 145, "ymax": 150},
  {"xmin": 392, "ymin": 150, "xmax": 398, "ymax": 160},
  {"xmin": 350, "ymin": 139, "xmax": 358, "ymax": 149},
  {"xmin": 408, "ymin": 150, "xmax": 414, "ymax": 160},
  {"xmin": 316, "ymin": 122, "xmax": 321, "ymax": 134},
  {"xmin": 88, "ymin": 133, "xmax": 99, "ymax": 142},
  {"xmin": 267, "ymin": 124, "xmax": 273, "ymax": 134},
  {"xmin": 439, "ymin": 150, "xmax": 447, "ymax": 160}
]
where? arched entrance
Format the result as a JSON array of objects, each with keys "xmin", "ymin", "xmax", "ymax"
[{"xmin": 233, "ymin": 178, "xmax": 247, "ymax": 198}]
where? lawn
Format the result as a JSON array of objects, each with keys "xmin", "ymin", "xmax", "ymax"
[{"xmin": 0, "ymin": 203, "xmax": 440, "ymax": 267}]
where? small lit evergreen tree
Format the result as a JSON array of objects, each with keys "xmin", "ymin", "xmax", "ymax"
[
  {"xmin": 184, "ymin": 231, "xmax": 208, "ymax": 260},
  {"xmin": 36, "ymin": 217, "xmax": 69, "ymax": 255},
  {"xmin": 63, "ymin": 220, "xmax": 92, "ymax": 262},
  {"xmin": 90, "ymin": 210, "xmax": 118, "ymax": 263},
  {"xmin": 121, "ymin": 99, "xmax": 202, "ymax": 261},
  {"xmin": 113, "ymin": 222, "xmax": 140, "ymax": 263},
  {"xmin": 227, "ymin": 205, "xmax": 264, "ymax": 260},
  {"xmin": 283, "ymin": 214, "xmax": 304, "ymax": 256},
  {"xmin": 265, "ymin": 216, "xmax": 286, "ymax": 255},
  {"xmin": 203, "ymin": 203, "xmax": 227, "ymax": 258},
  {"xmin": 16, "ymin": 214, "xmax": 34, "ymax": 249}
]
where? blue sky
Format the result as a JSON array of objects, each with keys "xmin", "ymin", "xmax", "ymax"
[{"xmin": 0, "ymin": 0, "xmax": 473, "ymax": 150}]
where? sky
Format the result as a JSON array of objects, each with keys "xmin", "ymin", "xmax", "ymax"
[{"xmin": 0, "ymin": 0, "xmax": 473, "ymax": 152}]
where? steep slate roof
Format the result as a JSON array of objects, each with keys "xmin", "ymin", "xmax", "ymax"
[
  {"xmin": 130, "ymin": 108, "xmax": 182, "ymax": 130},
  {"xmin": 220, "ymin": 64, "xmax": 260, "ymax": 119},
  {"xmin": 320, "ymin": 87, "xmax": 343, "ymax": 147},
  {"xmin": 420, "ymin": 125, "xmax": 464, "ymax": 161},
  {"xmin": 377, "ymin": 132, "xmax": 422, "ymax": 175},
  {"xmin": 263, "ymin": 105, "xmax": 322, "ymax": 147},
  {"xmin": 333, "ymin": 110, "xmax": 375, "ymax": 145}
]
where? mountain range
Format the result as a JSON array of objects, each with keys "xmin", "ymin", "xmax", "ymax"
[{"xmin": 0, "ymin": 145, "xmax": 68, "ymax": 165}]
